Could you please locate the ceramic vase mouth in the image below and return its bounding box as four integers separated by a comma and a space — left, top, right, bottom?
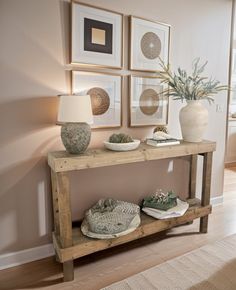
186, 99, 202, 104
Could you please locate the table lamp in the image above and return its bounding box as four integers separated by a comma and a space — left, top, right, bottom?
57, 95, 93, 154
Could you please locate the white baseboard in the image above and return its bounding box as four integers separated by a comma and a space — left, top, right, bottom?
0, 195, 224, 271
210, 195, 224, 206
0, 243, 54, 271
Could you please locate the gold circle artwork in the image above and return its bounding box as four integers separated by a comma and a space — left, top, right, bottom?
87, 87, 110, 116
141, 32, 161, 60
139, 88, 159, 116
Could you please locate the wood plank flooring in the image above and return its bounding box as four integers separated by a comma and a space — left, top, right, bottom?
0, 167, 236, 290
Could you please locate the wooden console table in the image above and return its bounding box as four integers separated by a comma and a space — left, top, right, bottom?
48, 140, 216, 282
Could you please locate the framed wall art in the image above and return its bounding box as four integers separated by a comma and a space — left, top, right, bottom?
71, 1, 123, 68
72, 71, 122, 129
129, 16, 170, 72
129, 76, 168, 127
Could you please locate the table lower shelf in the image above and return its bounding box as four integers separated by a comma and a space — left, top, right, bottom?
53, 198, 212, 263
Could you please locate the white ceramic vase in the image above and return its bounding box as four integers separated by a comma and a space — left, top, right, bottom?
179, 100, 208, 142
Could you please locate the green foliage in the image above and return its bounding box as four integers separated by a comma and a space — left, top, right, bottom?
142, 190, 177, 211
153, 126, 168, 134
109, 133, 134, 143
158, 58, 228, 103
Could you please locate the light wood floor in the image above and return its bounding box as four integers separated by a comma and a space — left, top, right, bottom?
1, 167, 236, 290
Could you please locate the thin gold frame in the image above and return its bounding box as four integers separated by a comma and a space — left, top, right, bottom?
129, 15, 171, 72
71, 0, 124, 69
129, 75, 169, 128
71, 69, 123, 130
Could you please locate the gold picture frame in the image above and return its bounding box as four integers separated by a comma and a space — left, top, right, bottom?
129, 75, 169, 127
71, 1, 124, 69
129, 15, 171, 72
71, 70, 123, 129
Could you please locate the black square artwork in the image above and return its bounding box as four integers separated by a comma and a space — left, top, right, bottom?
84, 18, 113, 54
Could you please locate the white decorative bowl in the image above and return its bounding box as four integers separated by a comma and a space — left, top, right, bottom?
103, 139, 140, 151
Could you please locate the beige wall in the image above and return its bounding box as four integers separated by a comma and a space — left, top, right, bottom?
0, 0, 231, 255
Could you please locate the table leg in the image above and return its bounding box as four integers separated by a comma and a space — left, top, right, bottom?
200, 152, 213, 233
185, 155, 198, 225
63, 261, 74, 282
189, 154, 198, 199
51, 169, 60, 236
51, 170, 74, 281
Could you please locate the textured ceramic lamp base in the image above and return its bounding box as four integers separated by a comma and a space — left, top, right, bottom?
61, 122, 91, 154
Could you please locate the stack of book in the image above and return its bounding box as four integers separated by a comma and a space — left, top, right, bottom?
142, 199, 189, 220
146, 138, 180, 147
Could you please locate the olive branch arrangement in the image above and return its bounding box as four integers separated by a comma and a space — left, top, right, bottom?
158, 57, 228, 103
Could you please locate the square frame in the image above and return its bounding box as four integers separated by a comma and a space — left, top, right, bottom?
72, 70, 123, 129
129, 16, 170, 72
129, 75, 169, 127
71, 1, 124, 69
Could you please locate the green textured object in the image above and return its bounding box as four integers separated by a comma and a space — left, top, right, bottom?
109, 133, 134, 143
61, 122, 91, 154
83, 198, 140, 236
143, 191, 177, 211
153, 126, 168, 134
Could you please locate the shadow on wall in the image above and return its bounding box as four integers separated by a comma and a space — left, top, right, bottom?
0, 96, 62, 254
0, 158, 52, 253
0, 97, 58, 147
0, 0, 69, 255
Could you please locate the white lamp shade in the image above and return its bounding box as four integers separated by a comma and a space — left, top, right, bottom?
57, 95, 93, 124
